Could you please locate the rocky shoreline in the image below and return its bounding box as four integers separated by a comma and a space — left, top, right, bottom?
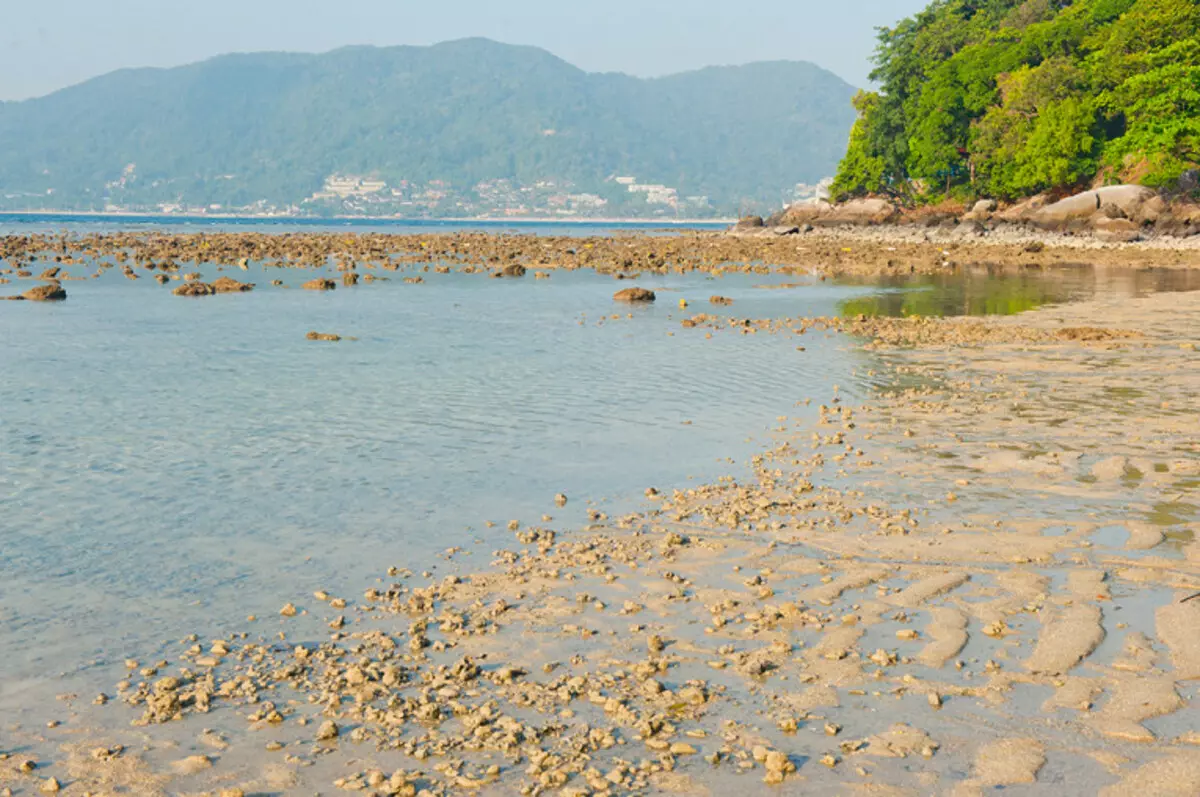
4, 224, 1200, 308
737, 184, 1200, 248
1, 236, 1197, 795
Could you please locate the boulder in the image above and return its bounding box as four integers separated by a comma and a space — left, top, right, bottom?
816, 198, 899, 226
1154, 200, 1200, 236
211, 276, 254, 293
733, 215, 765, 232
22, 281, 67, 301
613, 287, 656, 303
1030, 185, 1158, 230
915, 212, 960, 228
995, 194, 1050, 223
962, 199, 997, 222
771, 225, 801, 236
173, 282, 215, 297
780, 200, 832, 226
1092, 216, 1141, 243
500, 263, 527, 277
302, 278, 337, 291
342, 272, 358, 286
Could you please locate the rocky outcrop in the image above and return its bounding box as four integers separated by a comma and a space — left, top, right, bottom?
1030, 186, 1162, 231
824, 198, 900, 226
780, 198, 899, 227
613, 287, 656, 303
755, 184, 1200, 239
779, 200, 831, 226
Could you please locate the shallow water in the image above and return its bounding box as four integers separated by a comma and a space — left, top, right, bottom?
836, 265, 1200, 317
0, 259, 879, 714
1, 231, 1195, 732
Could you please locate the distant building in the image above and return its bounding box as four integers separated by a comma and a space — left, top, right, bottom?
309, 174, 389, 201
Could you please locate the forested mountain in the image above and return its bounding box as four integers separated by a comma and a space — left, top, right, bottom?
832, 0, 1200, 202
0, 39, 857, 215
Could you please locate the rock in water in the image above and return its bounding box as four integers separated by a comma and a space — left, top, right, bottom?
211, 276, 255, 292
501, 263, 527, 277
302, 278, 337, 291
22, 281, 67, 301
613, 287, 656, 303
172, 282, 215, 297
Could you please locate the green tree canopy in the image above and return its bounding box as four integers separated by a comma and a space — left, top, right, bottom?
832, 0, 1200, 202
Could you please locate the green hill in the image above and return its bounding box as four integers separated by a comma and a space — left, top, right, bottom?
831, 0, 1200, 203
0, 39, 857, 216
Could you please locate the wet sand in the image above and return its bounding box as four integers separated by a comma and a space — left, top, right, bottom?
2, 232, 1199, 796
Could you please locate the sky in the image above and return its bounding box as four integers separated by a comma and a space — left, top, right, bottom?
1, 0, 929, 101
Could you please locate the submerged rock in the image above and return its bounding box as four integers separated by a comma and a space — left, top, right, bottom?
306, 331, 342, 341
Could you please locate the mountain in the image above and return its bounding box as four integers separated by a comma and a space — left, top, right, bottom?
0, 38, 857, 216
831, 0, 1200, 203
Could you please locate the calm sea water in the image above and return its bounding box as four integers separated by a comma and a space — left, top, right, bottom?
1, 220, 1195, 720
0, 238, 871, 716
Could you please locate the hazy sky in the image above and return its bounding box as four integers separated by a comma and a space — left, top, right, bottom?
2, 0, 929, 101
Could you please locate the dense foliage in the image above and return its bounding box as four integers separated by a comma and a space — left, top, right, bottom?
0, 39, 855, 214
831, 0, 1200, 202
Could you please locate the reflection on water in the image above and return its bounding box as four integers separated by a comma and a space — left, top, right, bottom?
836, 265, 1200, 318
